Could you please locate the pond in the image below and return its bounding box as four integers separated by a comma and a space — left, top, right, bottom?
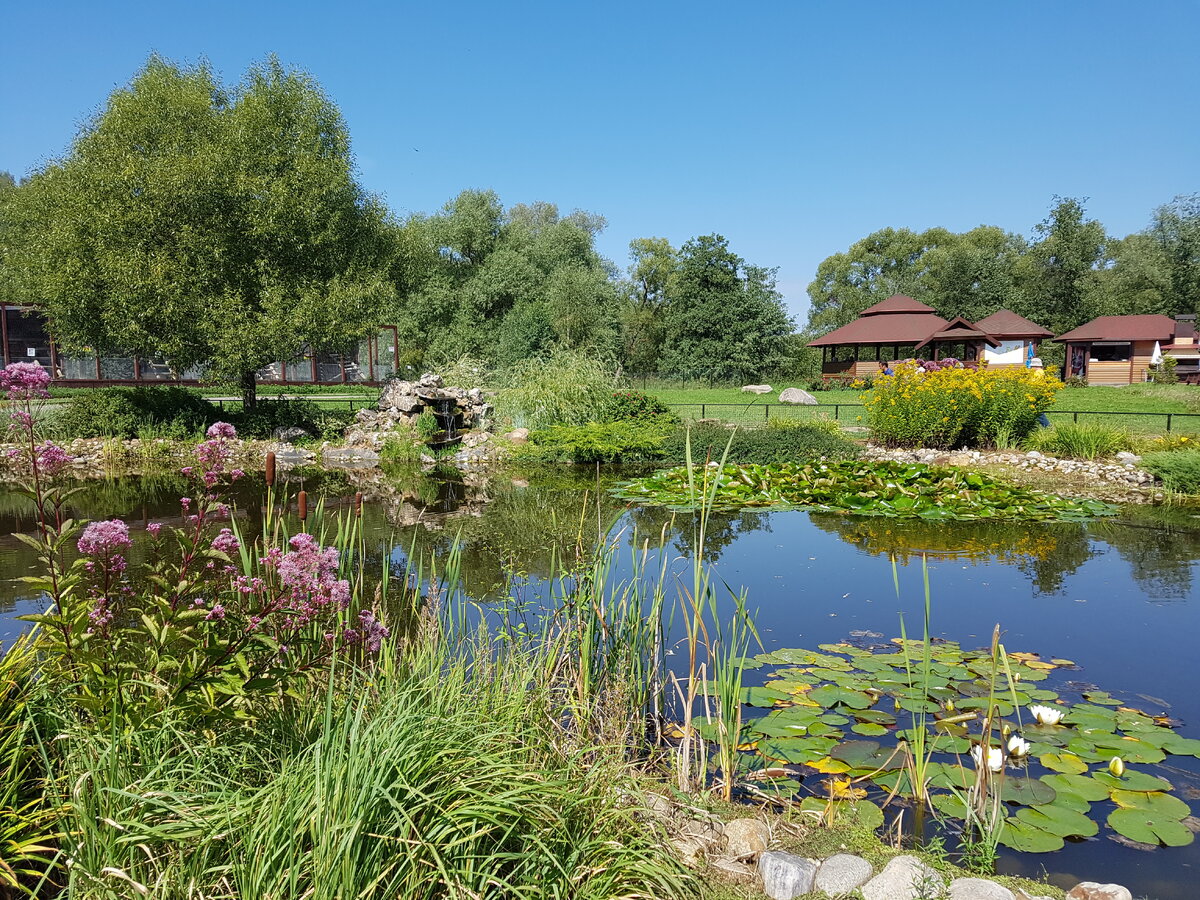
2, 465, 1199, 899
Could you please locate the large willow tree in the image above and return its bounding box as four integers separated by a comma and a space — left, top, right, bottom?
5, 55, 394, 405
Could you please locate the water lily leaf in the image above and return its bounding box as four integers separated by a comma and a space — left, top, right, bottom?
1159, 734, 1200, 758
931, 792, 970, 819
1041, 752, 1089, 775
1045, 788, 1092, 814
829, 740, 903, 771
809, 684, 875, 710
1087, 736, 1165, 765
1043, 773, 1111, 803
740, 685, 793, 707
852, 708, 896, 725
1000, 817, 1065, 852
852, 723, 889, 737
798, 797, 884, 831
1083, 691, 1122, 706
1000, 776, 1057, 806
1093, 771, 1173, 793
1108, 808, 1195, 847
1017, 805, 1099, 838
1110, 791, 1191, 818
808, 756, 852, 774
757, 735, 839, 765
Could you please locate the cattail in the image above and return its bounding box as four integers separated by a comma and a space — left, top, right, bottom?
265, 451, 276, 487
354, 491, 363, 517
297, 490, 308, 521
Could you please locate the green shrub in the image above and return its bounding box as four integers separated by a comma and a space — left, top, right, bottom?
1023, 423, 1136, 460
498, 350, 616, 429
660, 422, 860, 466
52, 386, 216, 439
601, 390, 677, 423
523, 420, 671, 463
1142, 450, 1200, 493
1150, 355, 1179, 385
231, 399, 323, 439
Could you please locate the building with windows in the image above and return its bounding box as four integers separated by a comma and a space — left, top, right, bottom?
1055, 314, 1199, 384
0, 305, 400, 385
807, 296, 1052, 380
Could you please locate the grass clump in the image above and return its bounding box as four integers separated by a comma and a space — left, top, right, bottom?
498, 349, 617, 429
1142, 449, 1200, 494
522, 420, 672, 463
1023, 422, 1137, 460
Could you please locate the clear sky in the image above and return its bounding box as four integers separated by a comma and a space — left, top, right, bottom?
2, 0, 1197, 321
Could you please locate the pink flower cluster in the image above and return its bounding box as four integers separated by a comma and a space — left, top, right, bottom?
262, 532, 351, 627
211, 528, 240, 554
78, 519, 133, 557
0, 362, 51, 401
34, 441, 73, 476
206, 422, 237, 439
192, 422, 242, 488
342, 609, 390, 653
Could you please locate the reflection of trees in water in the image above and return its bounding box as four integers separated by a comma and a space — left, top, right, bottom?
807, 513, 1096, 595
626, 505, 771, 563
1091, 506, 1200, 599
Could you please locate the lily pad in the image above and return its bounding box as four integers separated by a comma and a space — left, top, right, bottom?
1017, 804, 1099, 838
1093, 770, 1174, 794
1001, 776, 1057, 806
1000, 817, 1065, 852
1041, 752, 1089, 775
1042, 773, 1111, 803
1108, 808, 1195, 847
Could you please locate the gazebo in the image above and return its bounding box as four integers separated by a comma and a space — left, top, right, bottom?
808, 296, 1050, 380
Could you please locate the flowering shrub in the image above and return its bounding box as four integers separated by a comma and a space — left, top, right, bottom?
863, 361, 1062, 449
10, 411, 389, 724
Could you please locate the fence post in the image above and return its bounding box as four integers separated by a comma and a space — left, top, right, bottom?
765, 404, 770, 423
1073, 412, 1078, 424
834, 404, 840, 420
1167, 413, 1173, 433
701, 403, 706, 420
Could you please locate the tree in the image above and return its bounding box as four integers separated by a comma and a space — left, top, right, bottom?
619, 237, 677, 374
1015, 197, 1107, 333
1148, 194, 1200, 316
4, 56, 394, 406
660, 234, 793, 382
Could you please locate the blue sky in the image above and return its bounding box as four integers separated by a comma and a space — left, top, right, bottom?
2, 1, 1197, 321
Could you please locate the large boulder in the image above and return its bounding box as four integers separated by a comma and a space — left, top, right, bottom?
778, 387, 817, 405
742, 384, 772, 394
862, 855, 944, 900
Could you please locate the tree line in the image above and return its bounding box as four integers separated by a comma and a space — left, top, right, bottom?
806, 196, 1200, 341
1, 55, 1195, 400
0, 56, 793, 403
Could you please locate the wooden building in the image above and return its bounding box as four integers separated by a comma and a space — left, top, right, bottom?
807, 296, 1052, 380
1056, 314, 1200, 385
0, 304, 402, 386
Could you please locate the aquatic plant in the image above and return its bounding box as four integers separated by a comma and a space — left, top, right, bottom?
614, 460, 1117, 521
737, 637, 1200, 853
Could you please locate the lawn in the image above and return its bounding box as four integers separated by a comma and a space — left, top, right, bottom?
642, 382, 1200, 433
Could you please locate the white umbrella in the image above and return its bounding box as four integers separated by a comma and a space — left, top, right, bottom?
1151, 341, 1164, 365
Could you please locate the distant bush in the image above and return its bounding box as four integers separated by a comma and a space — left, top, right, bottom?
865, 362, 1062, 449
600, 391, 677, 423
1023, 423, 1136, 460
52, 387, 216, 439
660, 421, 860, 467
1142, 450, 1200, 493
522, 421, 672, 464
498, 350, 615, 429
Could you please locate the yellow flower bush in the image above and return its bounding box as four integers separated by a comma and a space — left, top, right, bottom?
863, 361, 1062, 449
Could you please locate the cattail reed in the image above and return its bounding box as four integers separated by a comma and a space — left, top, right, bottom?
297, 490, 308, 521
355, 491, 363, 517
265, 451, 276, 487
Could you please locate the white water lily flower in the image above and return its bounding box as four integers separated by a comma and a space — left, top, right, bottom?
1109, 756, 1125, 777
1029, 704, 1064, 726
1007, 735, 1031, 758
971, 744, 1004, 773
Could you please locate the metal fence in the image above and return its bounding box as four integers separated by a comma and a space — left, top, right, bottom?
209, 395, 379, 414
665, 403, 1200, 434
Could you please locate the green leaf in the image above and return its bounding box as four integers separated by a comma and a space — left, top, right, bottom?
1040, 752, 1088, 775
1108, 809, 1195, 847
999, 818, 1064, 852
1016, 805, 1098, 838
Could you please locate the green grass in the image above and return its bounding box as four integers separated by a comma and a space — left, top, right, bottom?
643, 384, 1200, 434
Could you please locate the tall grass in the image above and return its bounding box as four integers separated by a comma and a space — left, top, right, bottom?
1023, 422, 1136, 460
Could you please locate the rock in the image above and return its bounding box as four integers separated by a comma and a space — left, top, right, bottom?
505, 427, 530, 445
949, 877, 1015, 900
321, 447, 380, 468
1026, 450, 1043, 459
742, 384, 772, 394
723, 818, 769, 859
1065, 884, 1133, 900
779, 387, 817, 405
861, 855, 944, 900
671, 836, 707, 868
273, 426, 312, 442
814, 853, 872, 894
273, 446, 315, 466
710, 856, 757, 883
758, 851, 818, 899
1115, 451, 1141, 464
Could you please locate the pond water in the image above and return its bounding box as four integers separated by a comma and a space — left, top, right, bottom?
2, 466, 1199, 899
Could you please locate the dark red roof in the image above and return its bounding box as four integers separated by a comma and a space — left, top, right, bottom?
809, 313, 949, 347
1055, 315, 1177, 343
974, 309, 1053, 339
916, 317, 1000, 350
860, 295, 937, 315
